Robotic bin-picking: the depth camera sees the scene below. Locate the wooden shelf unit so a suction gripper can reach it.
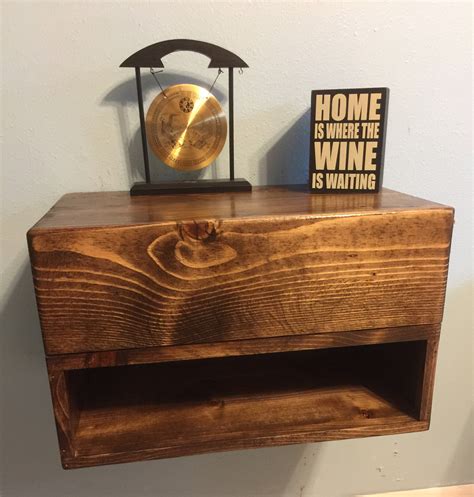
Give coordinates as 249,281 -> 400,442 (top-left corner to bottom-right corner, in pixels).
28,186 -> 454,469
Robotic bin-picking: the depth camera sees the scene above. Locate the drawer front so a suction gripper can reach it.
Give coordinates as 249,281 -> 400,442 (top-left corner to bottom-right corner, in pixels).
29,210 -> 453,354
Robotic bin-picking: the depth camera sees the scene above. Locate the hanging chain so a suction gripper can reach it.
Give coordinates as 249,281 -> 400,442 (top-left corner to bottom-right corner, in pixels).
208,68 -> 224,95
150,68 -> 167,97
150,67 -> 239,97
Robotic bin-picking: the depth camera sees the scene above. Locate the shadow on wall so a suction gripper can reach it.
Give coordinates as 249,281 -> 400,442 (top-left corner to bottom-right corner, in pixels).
259,109 -> 310,186
101,72 -> 227,185
1,232 -> 471,496
444,407 -> 474,484
439,284 -> 474,486
0,260 -> 317,497
101,72 -> 308,187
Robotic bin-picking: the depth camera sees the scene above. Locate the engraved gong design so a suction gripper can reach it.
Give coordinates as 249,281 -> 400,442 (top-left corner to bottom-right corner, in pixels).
145,84 -> 227,171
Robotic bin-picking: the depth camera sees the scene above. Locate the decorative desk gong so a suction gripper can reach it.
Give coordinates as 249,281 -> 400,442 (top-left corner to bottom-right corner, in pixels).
120,39 -> 251,195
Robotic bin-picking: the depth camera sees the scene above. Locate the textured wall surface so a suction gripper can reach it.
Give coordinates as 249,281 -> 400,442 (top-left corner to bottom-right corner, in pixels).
1,2 -> 472,496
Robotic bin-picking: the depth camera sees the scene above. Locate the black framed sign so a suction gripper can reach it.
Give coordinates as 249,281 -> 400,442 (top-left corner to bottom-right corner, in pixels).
309,87 -> 389,193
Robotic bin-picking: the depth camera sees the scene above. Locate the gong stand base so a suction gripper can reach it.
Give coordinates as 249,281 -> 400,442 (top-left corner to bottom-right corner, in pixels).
130,179 -> 252,196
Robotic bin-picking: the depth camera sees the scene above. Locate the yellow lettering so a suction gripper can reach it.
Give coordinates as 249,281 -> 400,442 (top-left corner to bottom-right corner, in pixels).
338,142 -> 347,170
364,142 -> 378,170
326,123 -> 337,139
347,142 -> 364,170
369,93 -> 382,120
326,174 -> 338,188
332,94 -> 346,121
315,94 -> 331,121
337,174 -> 346,189
347,93 -> 369,120
368,173 -> 376,189
316,123 -> 325,139
316,173 -> 324,189
315,142 -> 339,170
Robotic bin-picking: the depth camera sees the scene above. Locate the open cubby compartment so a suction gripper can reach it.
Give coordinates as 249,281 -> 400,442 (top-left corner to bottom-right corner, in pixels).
59,339 -> 429,468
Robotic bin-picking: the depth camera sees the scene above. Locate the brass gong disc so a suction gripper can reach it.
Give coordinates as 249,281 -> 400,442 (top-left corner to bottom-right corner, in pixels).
145,84 -> 227,171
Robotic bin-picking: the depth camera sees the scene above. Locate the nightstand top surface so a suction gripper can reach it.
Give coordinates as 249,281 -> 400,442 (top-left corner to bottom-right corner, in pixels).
30,185 -> 451,231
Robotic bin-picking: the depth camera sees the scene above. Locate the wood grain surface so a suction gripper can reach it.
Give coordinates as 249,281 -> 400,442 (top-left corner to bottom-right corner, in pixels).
66,390 -> 425,469
28,187 -> 454,469
29,186 -> 449,229
46,324 -> 439,372
55,339 -> 432,468
28,187 -> 453,354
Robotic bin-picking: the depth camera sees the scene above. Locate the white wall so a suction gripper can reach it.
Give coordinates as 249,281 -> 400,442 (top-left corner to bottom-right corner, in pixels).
1,1 -> 472,496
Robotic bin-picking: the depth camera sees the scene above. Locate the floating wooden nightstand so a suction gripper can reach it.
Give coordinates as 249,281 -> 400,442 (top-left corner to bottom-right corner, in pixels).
27,186 -> 454,469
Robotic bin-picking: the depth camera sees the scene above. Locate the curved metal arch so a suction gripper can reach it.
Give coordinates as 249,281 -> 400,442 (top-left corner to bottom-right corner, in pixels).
120,39 -> 248,68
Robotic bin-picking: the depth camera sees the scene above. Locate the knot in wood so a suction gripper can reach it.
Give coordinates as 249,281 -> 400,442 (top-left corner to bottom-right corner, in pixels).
178,220 -> 221,244
174,220 -> 236,268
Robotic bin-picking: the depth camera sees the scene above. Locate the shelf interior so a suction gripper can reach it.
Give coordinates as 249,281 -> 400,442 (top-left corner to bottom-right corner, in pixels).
66,340 -> 427,459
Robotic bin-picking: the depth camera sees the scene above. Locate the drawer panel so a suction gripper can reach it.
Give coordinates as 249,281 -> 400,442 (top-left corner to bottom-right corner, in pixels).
28,209 -> 453,354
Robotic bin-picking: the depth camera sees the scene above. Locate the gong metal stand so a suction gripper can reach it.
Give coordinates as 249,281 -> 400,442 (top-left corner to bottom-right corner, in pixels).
120,39 -> 251,195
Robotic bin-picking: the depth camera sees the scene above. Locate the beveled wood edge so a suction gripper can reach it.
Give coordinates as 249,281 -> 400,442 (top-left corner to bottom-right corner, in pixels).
47,324 -> 441,372
47,370 -> 75,462
61,419 -> 429,469
419,337 -> 440,421
27,185 -> 455,235
27,206 -> 455,236
37,187 -> 454,212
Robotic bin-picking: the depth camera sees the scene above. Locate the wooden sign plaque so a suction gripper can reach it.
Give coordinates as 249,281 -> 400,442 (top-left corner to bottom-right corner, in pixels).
309,87 -> 389,194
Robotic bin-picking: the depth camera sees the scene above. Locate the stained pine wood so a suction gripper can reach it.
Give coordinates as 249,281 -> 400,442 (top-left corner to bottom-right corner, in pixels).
47,326 -> 437,468
29,186 -> 447,228
47,371 -> 75,457
418,337 -> 440,420
27,186 -> 453,469
46,324 -> 439,372
28,187 -> 453,354
67,388 -> 423,469
55,339 -> 432,469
